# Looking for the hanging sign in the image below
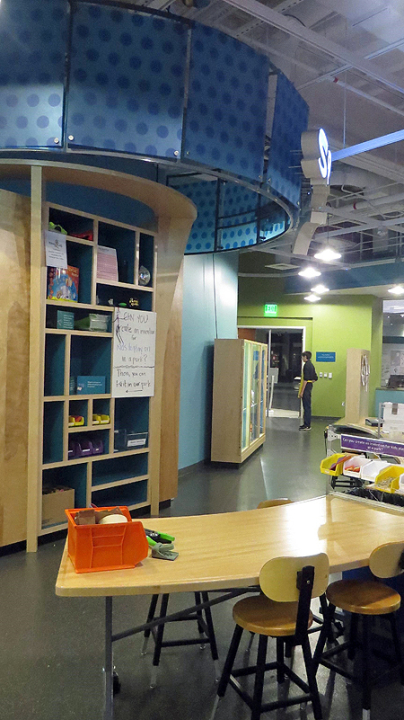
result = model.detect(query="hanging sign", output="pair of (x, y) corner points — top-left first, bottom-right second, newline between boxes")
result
(301, 128), (332, 185)
(112, 308), (156, 397)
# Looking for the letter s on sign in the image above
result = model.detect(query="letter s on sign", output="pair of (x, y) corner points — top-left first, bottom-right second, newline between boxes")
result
(300, 128), (332, 186)
(318, 129), (331, 184)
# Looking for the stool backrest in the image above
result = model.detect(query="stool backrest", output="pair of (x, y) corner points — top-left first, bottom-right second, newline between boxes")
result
(257, 499), (293, 509)
(259, 553), (329, 602)
(369, 541), (404, 579)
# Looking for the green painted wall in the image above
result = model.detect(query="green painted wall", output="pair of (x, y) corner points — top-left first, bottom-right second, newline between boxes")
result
(238, 278), (383, 417)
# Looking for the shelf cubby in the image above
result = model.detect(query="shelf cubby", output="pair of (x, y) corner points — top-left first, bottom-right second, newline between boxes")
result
(48, 207), (94, 238)
(95, 283), (153, 312)
(45, 303), (112, 333)
(68, 428), (110, 460)
(92, 479), (148, 509)
(69, 399), (89, 427)
(42, 464), (88, 528)
(98, 221), (136, 285)
(44, 334), (66, 396)
(93, 397), (111, 424)
(92, 453), (148, 489)
(139, 233), (155, 287)
(70, 335), (111, 394)
(43, 402), (64, 465)
(66, 242), (93, 305)
(114, 397), (149, 436)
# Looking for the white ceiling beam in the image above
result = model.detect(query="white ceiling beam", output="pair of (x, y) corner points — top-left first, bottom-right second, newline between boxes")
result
(220, 0), (404, 96)
(328, 78), (404, 119)
(298, 36), (404, 91)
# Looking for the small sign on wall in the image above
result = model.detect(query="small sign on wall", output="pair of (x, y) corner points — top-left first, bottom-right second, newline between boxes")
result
(316, 352), (336, 362)
(264, 303), (278, 317)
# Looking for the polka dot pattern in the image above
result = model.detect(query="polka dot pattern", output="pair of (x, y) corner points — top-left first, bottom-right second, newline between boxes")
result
(0, 0), (66, 149)
(184, 25), (269, 181)
(178, 180), (288, 254)
(179, 181), (217, 254)
(266, 72), (309, 207)
(67, 4), (187, 157)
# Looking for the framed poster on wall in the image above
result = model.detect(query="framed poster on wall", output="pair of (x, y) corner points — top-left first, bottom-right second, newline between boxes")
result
(112, 308), (156, 397)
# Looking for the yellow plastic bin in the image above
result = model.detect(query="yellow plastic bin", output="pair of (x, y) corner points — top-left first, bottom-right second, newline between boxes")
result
(320, 453), (352, 477)
(373, 465), (404, 493)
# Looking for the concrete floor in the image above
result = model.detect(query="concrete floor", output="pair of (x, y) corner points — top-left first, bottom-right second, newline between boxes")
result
(1, 417), (403, 720)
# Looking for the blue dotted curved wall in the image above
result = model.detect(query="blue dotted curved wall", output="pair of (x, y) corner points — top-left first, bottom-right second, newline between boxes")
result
(68, 3), (187, 157)
(266, 72), (309, 207)
(0, 0), (67, 149)
(183, 25), (269, 181)
(0, 0), (309, 237)
(177, 180), (288, 253)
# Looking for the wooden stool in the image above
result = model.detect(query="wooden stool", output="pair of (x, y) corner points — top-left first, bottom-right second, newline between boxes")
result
(314, 541), (404, 720)
(210, 552), (329, 720)
(142, 592), (219, 687)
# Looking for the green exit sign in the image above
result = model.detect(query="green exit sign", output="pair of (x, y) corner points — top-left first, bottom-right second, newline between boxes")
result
(264, 303), (278, 317)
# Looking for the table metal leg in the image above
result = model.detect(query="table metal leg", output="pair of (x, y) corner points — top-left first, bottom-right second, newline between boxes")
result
(104, 597), (114, 720)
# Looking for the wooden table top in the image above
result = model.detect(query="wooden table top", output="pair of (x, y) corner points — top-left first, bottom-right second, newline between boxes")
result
(55, 495), (404, 598)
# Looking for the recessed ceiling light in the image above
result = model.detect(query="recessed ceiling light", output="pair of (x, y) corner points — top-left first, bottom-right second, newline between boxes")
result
(311, 284), (329, 294)
(304, 294), (321, 303)
(314, 248), (342, 262)
(298, 266), (321, 279)
(388, 286), (404, 296)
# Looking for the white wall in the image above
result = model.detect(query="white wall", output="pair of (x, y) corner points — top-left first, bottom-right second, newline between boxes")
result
(178, 252), (238, 469)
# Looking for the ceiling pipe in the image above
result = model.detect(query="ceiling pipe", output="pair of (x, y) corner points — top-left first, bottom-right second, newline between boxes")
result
(220, 0), (404, 96)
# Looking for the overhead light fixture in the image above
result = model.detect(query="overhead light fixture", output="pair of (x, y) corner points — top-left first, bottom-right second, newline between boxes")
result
(298, 266), (321, 279)
(314, 248), (342, 262)
(304, 294), (321, 303)
(311, 284), (329, 294)
(388, 286), (404, 296)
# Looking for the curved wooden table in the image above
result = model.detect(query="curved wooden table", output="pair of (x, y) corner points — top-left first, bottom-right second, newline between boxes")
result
(55, 494), (404, 718)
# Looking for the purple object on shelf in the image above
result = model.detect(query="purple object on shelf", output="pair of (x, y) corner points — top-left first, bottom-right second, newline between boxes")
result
(90, 439), (104, 455)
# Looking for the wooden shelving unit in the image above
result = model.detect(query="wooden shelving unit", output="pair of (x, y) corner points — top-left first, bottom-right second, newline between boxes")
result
(211, 339), (268, 464)
(39, 202), (157, 535)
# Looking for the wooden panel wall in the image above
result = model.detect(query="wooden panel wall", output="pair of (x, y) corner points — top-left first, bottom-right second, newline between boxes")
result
(159, 262), (183, 502)
(0, 190), (30, 546)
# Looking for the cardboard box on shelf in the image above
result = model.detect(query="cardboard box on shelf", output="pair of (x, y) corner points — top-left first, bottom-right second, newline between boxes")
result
(42, 487), (75, 526)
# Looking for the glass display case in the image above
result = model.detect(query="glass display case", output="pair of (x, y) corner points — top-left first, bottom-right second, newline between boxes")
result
(211, 339), (267, 463)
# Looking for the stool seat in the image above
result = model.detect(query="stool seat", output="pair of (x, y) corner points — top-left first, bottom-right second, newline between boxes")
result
(233, 595), (314, 637)
(327, 579), (401, 616)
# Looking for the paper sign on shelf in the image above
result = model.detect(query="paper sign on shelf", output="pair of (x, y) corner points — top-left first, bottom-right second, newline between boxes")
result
(112, 308), (156, 398)
(44, 230), (67, 269)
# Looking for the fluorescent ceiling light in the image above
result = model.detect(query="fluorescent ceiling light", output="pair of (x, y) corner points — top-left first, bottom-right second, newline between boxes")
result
(298, 266), (321, 279)
(314, 248), (342, 262)
(304, 294), (321, 303)
(311, 284), (329, 294)
(388, 286), (404, 296)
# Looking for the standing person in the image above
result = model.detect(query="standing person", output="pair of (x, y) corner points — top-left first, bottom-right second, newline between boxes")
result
(298, 351), (317, 431)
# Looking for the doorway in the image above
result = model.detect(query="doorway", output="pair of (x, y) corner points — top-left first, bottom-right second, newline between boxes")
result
(238, 326), (305, 418)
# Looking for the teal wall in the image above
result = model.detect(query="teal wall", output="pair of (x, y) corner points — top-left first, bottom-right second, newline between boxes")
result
(179, 252), (239, 469)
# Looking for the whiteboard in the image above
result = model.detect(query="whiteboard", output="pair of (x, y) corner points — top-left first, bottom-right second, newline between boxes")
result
(112, 308), (156, 398)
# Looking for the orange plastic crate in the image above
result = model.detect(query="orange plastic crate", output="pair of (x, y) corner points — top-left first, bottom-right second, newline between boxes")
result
(65, 506), (149, 573)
